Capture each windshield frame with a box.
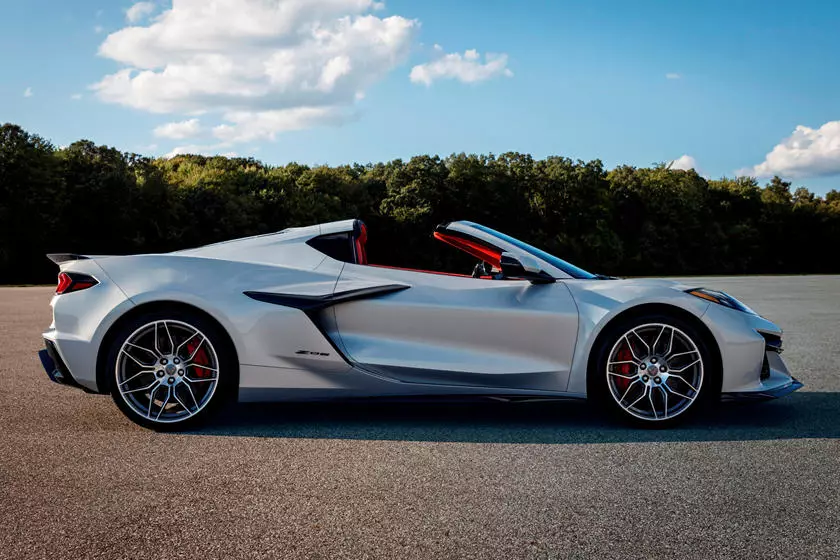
[455,222,597,280]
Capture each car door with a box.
[331,263,579,392]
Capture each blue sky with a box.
[2,0,839,194]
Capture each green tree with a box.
[0,124,61,283]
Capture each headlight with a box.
[686,288,757,315]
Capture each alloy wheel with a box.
[115,320,220,423]
[605,323,704,421]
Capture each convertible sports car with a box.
[39,219,801,430]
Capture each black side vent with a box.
[759,332,783,353]
[307,233,355,263]
[760,355,771,381]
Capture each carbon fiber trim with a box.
[243,284,410,311]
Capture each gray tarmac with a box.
[1,276,839,559]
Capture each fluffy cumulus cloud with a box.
[410,46,513,86]
[741,121,840,178]
[153,118,204,139]
[92,0,423,149]
[126,2,158,23]
[668,154,697,171]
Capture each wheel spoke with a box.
[155,386,172,420]
[652,325,668,355]
[670,374,699,393]
[670,358,701,373]
[659,385,669,419]
[186,337,207,361]
[162,322,175,355]
[608,360,639,367]
[663,327,675,357]
[648,388,658,419]
[123,380,159,395]
[125,341,158,358]
[668,349,699,360]
[185,376,216,383]
[173,388,193,416]
[147,384,160,418]
[629,329,651,357]
[153,322,162,357]
[183,381,200,410]
[619,378,641,403]
[118,370,155,387]
[175,331,201,358]
[608,371,637,380]
[622,336,643,362]
[188,363,218,373]
[626,385,649,410]
[664,382,694,402]
[121,347,156,368]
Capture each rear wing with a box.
[47,254,91,265]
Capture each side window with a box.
[307,233,355,263]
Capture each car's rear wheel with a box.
[589,313,717,427]
[107,310,236,431]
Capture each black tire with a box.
[587,312,719,428]
[107,308,237,431]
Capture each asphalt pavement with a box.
[1,276,839,559]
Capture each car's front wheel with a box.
[589,313,717,427]
[107,310,236,431]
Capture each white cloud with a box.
[668,154,697,171]
[165,143,235,158]
[126,2,157,23]
[94,25,104,34]
[666,72,681,80]
[410,48,513,86]
[92,0,418,144]
[153,118,204,139]
[740,121,840,178]
[23,87,33,98]
[213,107,347,143]
[71,93,83,100]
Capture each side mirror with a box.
[500,252,554,284]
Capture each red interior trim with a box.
[355,223,368,265]
[433,231,502,268]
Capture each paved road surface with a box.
[1,277,839,559]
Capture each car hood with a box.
[577,277,698,291]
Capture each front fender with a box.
[563,280,711,395]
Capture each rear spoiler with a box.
[47,254,91,265]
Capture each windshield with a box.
[465,222,597,280]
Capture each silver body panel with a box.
[44,219,798,402]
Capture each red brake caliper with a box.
[614,344,633,392]
[186,340,212,378]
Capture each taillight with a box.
[56,272,99,295]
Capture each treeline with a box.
[2,122,839,284]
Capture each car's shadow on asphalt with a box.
[201,391,840,443]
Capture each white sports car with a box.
[40,219,801,430]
